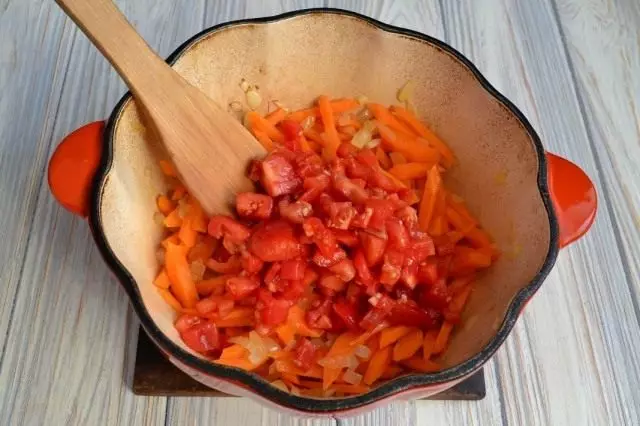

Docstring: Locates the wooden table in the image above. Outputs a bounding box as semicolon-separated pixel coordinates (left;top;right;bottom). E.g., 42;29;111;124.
1;0;638;424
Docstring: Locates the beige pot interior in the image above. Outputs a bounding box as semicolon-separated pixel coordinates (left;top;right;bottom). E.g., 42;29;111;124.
99;13;550;379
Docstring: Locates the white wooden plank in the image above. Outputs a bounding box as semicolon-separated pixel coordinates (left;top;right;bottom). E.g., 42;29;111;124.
0;0;208;424
441;1;640;425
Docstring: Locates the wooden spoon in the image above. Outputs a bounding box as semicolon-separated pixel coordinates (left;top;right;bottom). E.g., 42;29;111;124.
56;0;267;215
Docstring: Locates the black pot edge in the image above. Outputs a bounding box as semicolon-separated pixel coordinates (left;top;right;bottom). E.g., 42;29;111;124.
87;8;559;413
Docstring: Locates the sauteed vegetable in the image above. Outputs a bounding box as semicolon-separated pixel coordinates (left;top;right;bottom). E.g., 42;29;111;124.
153;95;498;397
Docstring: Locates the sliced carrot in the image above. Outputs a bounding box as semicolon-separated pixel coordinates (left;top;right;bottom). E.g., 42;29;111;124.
159;160;177;177
323;366;343;390
452;246;492;270
247;111;284;143
379;326;411;349
428;188;448;237
298;134;312;152
265;107;287;125
158;288;182;312
171;185;187;201
214;316;255;328
446;230;465;244
157;195;175;215
447;276;474;296
433;322;454;354
465;227;493;248
392;328;424;361
276;305;322;346
389;151;408;165
448;284;473;314
303;128;324;145
165;242;199;308
195;274;231;296
219;344;248;360
326;332;359;359
188;236;218;263
390;105;455;167
331;383;371;394
298;379;323;389
388;162;433;180
376;121;441;163
153;268;171;289
330;98;359;113
375;146;392;169
445;206;475;234
288;107;316;122
380;364;404;379
447;195;478;227
422;329;438;360
186;197;207;232
418;166;442;231
400;356;440;373
368;103;414;135
178;217;197;248
317;95;341;160
363;346;391;385
252;129;274;151
163;208;183;228
281;372;300;385
216;346;256;370
351;321;389;347
161;232;180;249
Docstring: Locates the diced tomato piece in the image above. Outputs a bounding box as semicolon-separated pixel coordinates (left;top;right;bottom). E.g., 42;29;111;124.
174;314;202;333
294;338;317;370
366;198;396;230
380;250;404;288
396;206;419;231
319;273;347;293
257;290;291;326
345;156;371;179
206;255;242;274
278;199;313;223
388;302;441;329
418;258;439;285
420;278;451;309
247;159;262;182
249;220;302;262
312;246;347;268
196;297;218;315
260;153;302;196
355;149;378;167
280;279;306;301
306;299;333;329
401;257;419;289
327;201;357;230
351;207;373;229
303;173;331;191
180;321;219;353
279;119;302;142
302;217;338;256
386;217;410;249
329;258;356;282
236;192;273;220
333;229;359;247
368;293;395;314
208;216;251;241
435;236;456;256
359;308;388;330
333;300;360;330
332;174;369;204
353;250;374;287
226;276;260;300
368;166;400;192
281;258;307;280
360;232;387;266
337;142;359;158
294;151;325;178
240;250;264;274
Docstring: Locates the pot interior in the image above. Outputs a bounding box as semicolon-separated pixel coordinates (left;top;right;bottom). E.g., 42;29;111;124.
99;12;550;382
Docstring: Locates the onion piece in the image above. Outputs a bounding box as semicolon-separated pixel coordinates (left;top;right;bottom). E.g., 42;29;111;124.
177;198;190;218
397;80;415;103
356;95;369;105
271;380;288;392
290;385;301;396
246;89;262;110
301;115;316;131
247;331;268;365
343;369;363;385
229;336;250;347
366;138;381;148
355;345;371;360
189;259;206;282
153;212;165;226
239;78;250;92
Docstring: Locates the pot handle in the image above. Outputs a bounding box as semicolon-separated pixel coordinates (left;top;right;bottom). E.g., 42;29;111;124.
546;152;597;248
48;121;105;217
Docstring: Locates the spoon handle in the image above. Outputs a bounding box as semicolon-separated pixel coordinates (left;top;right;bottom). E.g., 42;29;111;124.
55;0;175;100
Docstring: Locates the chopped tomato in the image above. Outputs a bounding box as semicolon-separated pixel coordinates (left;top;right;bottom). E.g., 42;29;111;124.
333;300;359;330
240;250;264;274
302;217;337;256
360;232;387;266
312;246;347;268
333;173;369;204
279;119;303;143
249;220;302;262
420;278;451;309
208;216;251;242
388;302;440;329
260;152;302;196
329;258;356;282
294;338;317;370
386;217;410;249
279;199;313;223
236;192;273;220
206;255;242;274
257;290;291;326
226;276;260;300
306;299;333;329
366;198;396;230
180;321;219;353
174;314;202;333
280;258;307;280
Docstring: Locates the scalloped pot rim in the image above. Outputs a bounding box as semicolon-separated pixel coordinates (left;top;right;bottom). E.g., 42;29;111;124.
86;8;560;414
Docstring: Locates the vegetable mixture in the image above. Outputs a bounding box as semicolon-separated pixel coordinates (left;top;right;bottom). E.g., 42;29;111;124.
153;94;498;398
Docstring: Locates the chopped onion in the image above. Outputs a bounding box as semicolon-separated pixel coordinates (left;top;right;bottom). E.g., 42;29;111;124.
239;78;250;92
155;248;165;265
337;113;353;127
190;259;205;282
356;95;369;105
355;345;371;360
397;80;415;103
153;212;165;226
290;385;301;396
356;106;373;121
310;338;325;348
177;199;190;218
351;126;372;149
318;354;359;369
270;100;289;113
343;369;363;385
270;380;288;392
284;338;297;351
229;336;250;347
366;138;381;148
246;89;262;110
269;360;278;376
301;115;316;131
323;388;337;398
247;331;268;365
261;336;281;353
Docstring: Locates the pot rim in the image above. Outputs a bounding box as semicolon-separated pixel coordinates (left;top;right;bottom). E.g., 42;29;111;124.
87;8;559;413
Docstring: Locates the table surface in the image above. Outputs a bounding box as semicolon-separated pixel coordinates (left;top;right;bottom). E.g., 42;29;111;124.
1;0;639;425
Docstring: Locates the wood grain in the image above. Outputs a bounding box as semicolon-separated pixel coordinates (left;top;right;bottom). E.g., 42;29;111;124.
1;0;639;425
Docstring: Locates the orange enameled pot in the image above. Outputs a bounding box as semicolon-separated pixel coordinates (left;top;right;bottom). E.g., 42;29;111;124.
47;9;596;416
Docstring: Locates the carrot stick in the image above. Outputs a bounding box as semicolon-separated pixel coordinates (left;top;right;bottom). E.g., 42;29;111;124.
390;105;455;167
368;103;414;135
158;288;182;312
379;326;411;349
363;346;391;385
165;242;199;308
465;227;493;248
298;134;312;152
447;196;478;227
247;111;284;143
448;284;473;314
288;107;316;122
186;197;207;233
447;276;474;296
380;364;404;379
376;121;441;163
392;329;424;361
323;366;343;390
389;152;407;166
433;322;454;354
331;383;371;394
375;146;392;169
157;195;175;215
161;232;180;249
159;160;177;177
318;95;341;160
163;208;183;228
265;108;287;125
195;275;231;296
422;329;438;360
188;237;218;263
171;185;187;201
418;166;441;230
445;206;475;234
153;268;171;289
252;129;274;151
400;356;440;373
178;217;197;248
330;98;359;113
388;162;434;180
303;128;324;144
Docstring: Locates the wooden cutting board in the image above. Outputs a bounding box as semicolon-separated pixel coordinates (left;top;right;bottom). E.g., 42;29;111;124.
132;328;486;400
